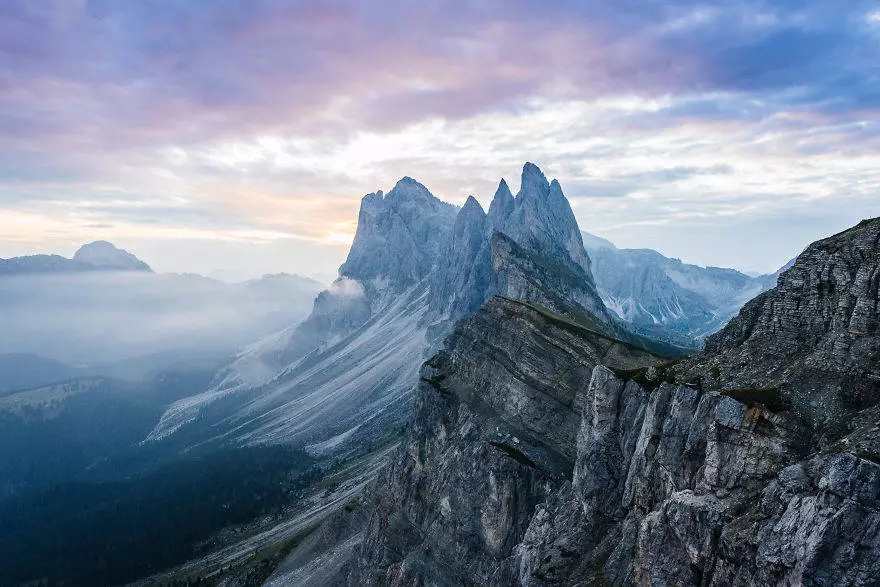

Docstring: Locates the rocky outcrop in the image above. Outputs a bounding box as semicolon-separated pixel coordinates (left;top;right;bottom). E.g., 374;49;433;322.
339;177;458;295
347;298;663;585
430;195;493;319
339;217;880;586
497;164;594;277
514;367;815;586
677;217;880;444
430;164;612;328
490;233;611;328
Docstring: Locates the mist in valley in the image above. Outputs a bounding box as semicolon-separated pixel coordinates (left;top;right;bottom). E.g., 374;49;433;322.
0;271;323;376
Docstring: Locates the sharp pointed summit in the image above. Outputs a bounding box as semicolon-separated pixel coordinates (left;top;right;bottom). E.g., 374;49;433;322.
493;163;593;276
517;162;550;202
488;179;515;229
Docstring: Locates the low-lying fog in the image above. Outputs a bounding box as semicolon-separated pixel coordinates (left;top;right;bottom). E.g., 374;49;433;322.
0;271;323;371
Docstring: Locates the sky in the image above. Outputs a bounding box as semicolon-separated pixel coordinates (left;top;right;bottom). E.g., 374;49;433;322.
1;0;878;279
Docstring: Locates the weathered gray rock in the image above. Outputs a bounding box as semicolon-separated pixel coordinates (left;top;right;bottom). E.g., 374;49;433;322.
347;298;662;585
429;163;614;328
337;218;880;587
678;217;880;444
339;177;458;295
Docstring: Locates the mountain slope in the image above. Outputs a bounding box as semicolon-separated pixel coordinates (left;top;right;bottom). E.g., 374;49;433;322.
147;163;638;457
675;217;880;443
300;216;880;586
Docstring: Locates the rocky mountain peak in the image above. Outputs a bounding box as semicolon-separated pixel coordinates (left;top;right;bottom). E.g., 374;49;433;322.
450;196;487;251
385;176;436;207
459;195;485;218
72;241;152;272
517;162;550;203
360;189;383;207
497;163;593;277
487;178;515;229
426;163;615;327
338;179;457;295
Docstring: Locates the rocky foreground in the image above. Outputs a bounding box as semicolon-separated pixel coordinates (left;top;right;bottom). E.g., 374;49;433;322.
270;217;880;586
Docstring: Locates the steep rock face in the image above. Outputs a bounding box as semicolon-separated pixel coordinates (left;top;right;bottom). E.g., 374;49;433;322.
515;368;813;585
348;297;662;584
431;164;612;328
679;217;880;442
339;178;458;295
498;164;593;277
487;179;515;230
490;233;611;328
431;196;493;319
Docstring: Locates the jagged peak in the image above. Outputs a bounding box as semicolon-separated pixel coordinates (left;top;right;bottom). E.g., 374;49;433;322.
517;162;550;201
461;195;485;215
387;176;435;202
488;178;515;226
452;196;487;236
359;190;384;208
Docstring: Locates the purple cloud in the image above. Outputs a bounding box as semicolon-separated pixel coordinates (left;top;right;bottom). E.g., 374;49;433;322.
1;0;875;152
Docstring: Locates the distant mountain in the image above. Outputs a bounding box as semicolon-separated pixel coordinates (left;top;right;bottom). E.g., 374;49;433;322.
0;249;324;368
71;240;152;271
582;232;786;344
0;241;152;275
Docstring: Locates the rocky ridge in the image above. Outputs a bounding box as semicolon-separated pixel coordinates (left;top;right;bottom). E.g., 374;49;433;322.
312;217;880;586
677;217;880;444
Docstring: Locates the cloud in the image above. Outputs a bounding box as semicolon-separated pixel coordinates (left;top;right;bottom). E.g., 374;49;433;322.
0;1;877;274
328;276;365;299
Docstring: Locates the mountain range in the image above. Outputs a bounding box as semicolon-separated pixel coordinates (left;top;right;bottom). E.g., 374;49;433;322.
3;164;877;586
334;215;880;586
243;166;875;586
582;232;789;345
145;163;684;453
147;163;783;458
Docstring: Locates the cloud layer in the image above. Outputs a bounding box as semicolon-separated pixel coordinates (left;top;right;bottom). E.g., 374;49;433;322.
1;0;877;275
